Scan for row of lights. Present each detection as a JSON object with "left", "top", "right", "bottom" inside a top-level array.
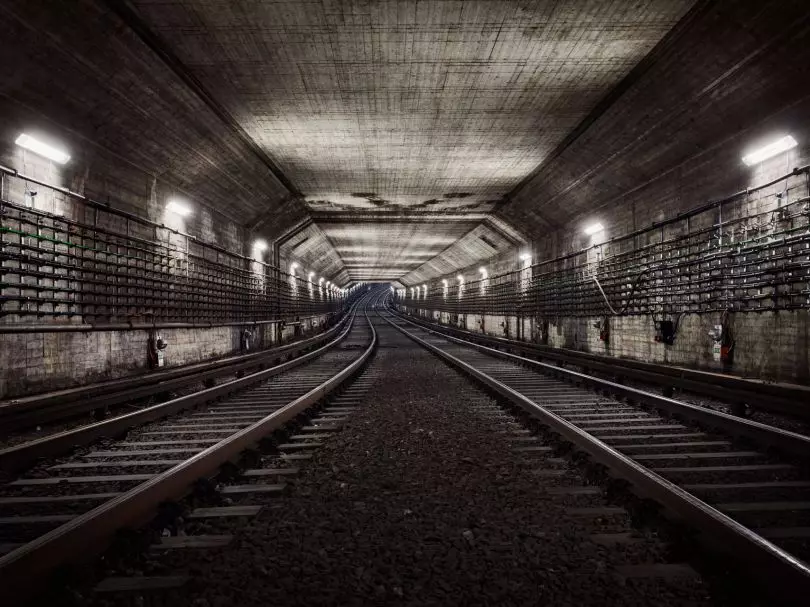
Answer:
[
  {"left": 13, "top": 130, "right": 800, "bottom": 277},
  {"left": 403, "top": 248, "right": 535, "bottom": 300},
  {"left": 286, "top": 261, "right": 345, "bottom": 294}
]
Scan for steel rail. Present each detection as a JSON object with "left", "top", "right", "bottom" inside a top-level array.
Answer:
[
  {"left": 392, "top": 309, "right": 810, "bottom": 459},
  {"left": 0, "top": 300, "right": 363, "bottom": 475},
  {"left": 0, "top": 308, "right": 356, "bottom": 432},
  {"left": 0, "top": 294, "right": 379, "bottom": 602},
  {"left": 395, "top": 310, "right": 810, "bottom": 421},
  {"left": 379, "top": 306, "right": 810, "bottom": 605}
]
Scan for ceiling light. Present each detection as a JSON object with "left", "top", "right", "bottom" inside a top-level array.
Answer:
[
  {"left": 166, "top": 199, "right": 192, "bottom": 216},
  {"left": 584, "top": 222, "right": 604, "bottom": 236},
  {"left": 742, "top": 135, "right": 797, "bottom": 166},
  {"left": 15, "top": 133, "right": 70, "bottom": 164},
  {"left": 253, "top": 239, "right": 268, "bottom": 252}
]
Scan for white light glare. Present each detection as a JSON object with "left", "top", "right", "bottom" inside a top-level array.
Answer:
[
  {"left": 742, "top": 135, "right": 798, "bottom": 166},
  {"left": 441, "top": 279, "right": 448, "bottom": 286},
  {"left": 253, "top": 239, "right": 268, "bottom": 252},
  {"left": 290, "top": 262, "right": 298, "bottom": 275},
  {"left": 307, "top": 271, "right": 315, "bottom": 282},
  {"left": 584, "top": 222, "right": 604, "bottom": 236},
  {"left": 15, "top": 133, "right": 71, "bottom": 164},
  {"left": 318, "top": 277, "right": 325, "bottom": 284},
  {"left": 479, "top": 267, "right": 488, "bottom": 278},
  {"left": 457, "top": 275, "right": 464, "bottom": 283},
  {"left": 519, "top": 252, "right": 531, "bottom": 261},
  {"left": 166, "top": 199, "right": 192, "bottom": 216}
]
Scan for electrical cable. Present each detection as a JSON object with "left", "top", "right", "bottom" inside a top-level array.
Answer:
[{"left": 592, "top": 266, "right": 653, "bottom": 316}]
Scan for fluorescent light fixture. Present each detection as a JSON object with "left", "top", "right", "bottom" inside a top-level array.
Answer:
[
  {"left": 519, "top": 252, "right": 531, "bottom": 261},
  {"left": 15, "top": 133, "right": 70, "bottom": 164},
  {"left": 742, "top": 135, "right": 797, "bottom": 166},
  {"left": 584, "top": 222, "right": 604, "bottom": 236},
  {"left": 166, "top": 199, "right": 192, "bottom": 216},
  {"left": 253, "top": 239, "right": 268, "bottom": 252}
]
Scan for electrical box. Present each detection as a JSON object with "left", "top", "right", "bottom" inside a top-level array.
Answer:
[{"left": 654, "top": 320, "right": 675, "bottom": 345}]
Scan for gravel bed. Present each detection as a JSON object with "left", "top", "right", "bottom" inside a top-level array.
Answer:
[{"left": 86, "top": 322, "right": 716, "bottom": 607}]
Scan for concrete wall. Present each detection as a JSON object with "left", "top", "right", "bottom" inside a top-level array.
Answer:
[{"left": 0, "top": 312, "right": 335, "bottom": 400}]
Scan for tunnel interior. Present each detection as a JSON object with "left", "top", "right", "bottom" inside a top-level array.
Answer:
[{"left": 1, "top": 0, "right": 809, "bottom": 390}]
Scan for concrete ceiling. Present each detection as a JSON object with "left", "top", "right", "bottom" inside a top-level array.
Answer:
[{"left": 118, "top": 0, "right": 695, "bottom": 283}]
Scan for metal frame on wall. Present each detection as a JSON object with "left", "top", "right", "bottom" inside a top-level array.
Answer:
[
  {"left": 0, "top": 166, "right": 347, "bottom": 332},
  {"left": 398, "top": 165, "right": 810, "bottom": 320}
]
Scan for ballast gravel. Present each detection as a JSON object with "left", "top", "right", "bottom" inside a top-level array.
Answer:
[{"left": 92, "top": 324, "right": 715, "bottom": 607}]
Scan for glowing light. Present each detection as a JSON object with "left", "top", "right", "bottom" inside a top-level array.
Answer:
[
  {"left": 307, "top": 271, "right": 315, "bottom": 282},
  {"left": 441, "top": 279, "right": 448, "bottom": 287},
  {"left": 583, "top": 222, "right": 604, "bottom": 236},
  {"left": 318, "top": 277, "right": 325, "bottom": 284},
  {"left": 289, "top": 262, "right": 298, "bottom": 276},
  {"left": 15, "top": 133, "right": 70, "bottom": 164},
  {"left": 479, "top": 267, "right": 488, "bottom": 278},
  {"left": 166, "top": 199, "right": 192, "bottom": 216},
  {"left": 457, "top": 275, "right": 464, "bottom": 283},
  {"left": 519, "top": 252, "right": 531, "bottom": 261},
  {"left": 253, "top": 239, "right": 268, "bottom": 252},
  {"left": 742, "top": 135, "right": 797, "bottom": 166}
]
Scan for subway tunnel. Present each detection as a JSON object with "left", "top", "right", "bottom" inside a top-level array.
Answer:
[{"left": 1, "top": 1, "right": 810, "bottom": 605}]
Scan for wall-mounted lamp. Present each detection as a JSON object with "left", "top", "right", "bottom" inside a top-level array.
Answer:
[
  {"left": 583, "top": 222, "right": 604, "bottom": 236},
  {"left": 742, "top": 135, "right": 797, "bottom": 166},
  {"left": 166, "top": 199, "right": 192, "bottom": 217},
  {"left": 15, "top": 133, "right": 71, "bottom": 164}
]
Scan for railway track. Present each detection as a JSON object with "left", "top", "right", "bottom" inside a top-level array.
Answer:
[
  {"left": 395, "top": 310, "right": 810, "bottom": 422},
  {"left": 381, "top": 302, "right": 810, "bottom": 604},
  {"left": 0, "top": 308, "right": 358, "bottom": 434},
  {"left": 0, "top": 292, "right": 379, "bottom": 603}
]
